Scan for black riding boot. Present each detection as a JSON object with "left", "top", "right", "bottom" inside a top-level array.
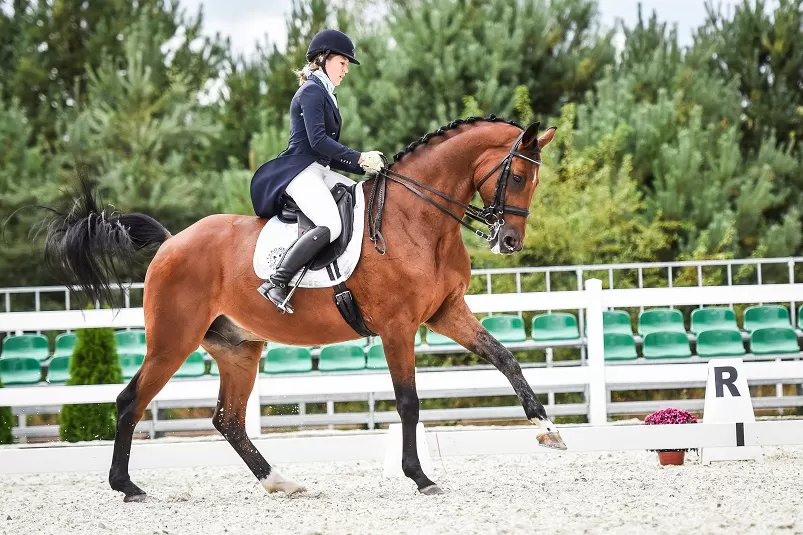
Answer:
[{"left": 258, "top": 226, "right": 331, "bottom": 314}]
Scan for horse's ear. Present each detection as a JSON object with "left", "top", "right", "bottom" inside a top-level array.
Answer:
[
  {"left": 520, "top": 121, "right": 541, "bottom": 151},
  {"left": 537, "top": 126, "right": 557, "bottom": 149}
]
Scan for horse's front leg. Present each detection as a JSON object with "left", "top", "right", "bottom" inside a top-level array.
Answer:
[
  {"left": 426, "top": 296, "right": 566, "bottom": 449},
  {"left": 380, "top": 326, "right": 442, "bottom": 494}
]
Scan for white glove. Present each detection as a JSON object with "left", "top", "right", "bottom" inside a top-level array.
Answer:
[{"left": 360, "top": 151, "right": 386, "bottom": 174}]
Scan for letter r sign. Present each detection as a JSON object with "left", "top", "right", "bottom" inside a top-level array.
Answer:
[{"left": 714, "top": 366, "right": 741, "bottom": 397}]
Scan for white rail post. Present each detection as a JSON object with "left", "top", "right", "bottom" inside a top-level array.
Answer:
[
  {"left": 246, "top": 379, "right": 261, "bottom": 438},
  {"left": 584, "top": 278, "right": 607, "bottom": 425}
]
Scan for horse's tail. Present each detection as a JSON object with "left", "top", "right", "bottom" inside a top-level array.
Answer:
[{"left": 41, "top": 177, "right": 171, "bottom": 306}]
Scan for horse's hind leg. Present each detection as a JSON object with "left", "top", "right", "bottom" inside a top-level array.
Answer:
[
  {"left": 109, "top": 308, "right": 210, "bottom": 501},
  {"left": 205, "top": 332, "right": 306, "bottom": 495},
  {"left": 109, "top": 344, "right": 202, "bottom": 501}
]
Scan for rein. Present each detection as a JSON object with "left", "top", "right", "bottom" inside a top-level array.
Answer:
[{"left": 367, "top": 132, "right": 541, "bottom": 254}]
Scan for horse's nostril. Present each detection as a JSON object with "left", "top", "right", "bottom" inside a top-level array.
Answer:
[{"left": 503, "top": 235, "right": 517, "bottom": 250}]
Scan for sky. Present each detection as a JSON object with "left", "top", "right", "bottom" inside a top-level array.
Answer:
[{"left": 178, "top": 0, "right": 747, "bottom": 58}]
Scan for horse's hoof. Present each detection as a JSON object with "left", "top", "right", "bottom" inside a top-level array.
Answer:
[
  {"left": 537, "top": 431, "right": 567, "bottom": 450},
  {"left": 419, "top": 484, "right": 444, "bottom": 495},
  {"left": 123, "top": 492, "right": 147, "bottom": 503}
]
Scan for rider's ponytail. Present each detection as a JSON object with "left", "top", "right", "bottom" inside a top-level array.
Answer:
[{"left": 295, "top": 54, "right": 325, "bottom": 86}]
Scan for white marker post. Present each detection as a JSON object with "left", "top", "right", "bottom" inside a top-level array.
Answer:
[
  {"left": 700, "top": 358, "right": 761, "bottom": 465},
  {"left": 382, "top": 422, "right": 434, "bottom": 478}
]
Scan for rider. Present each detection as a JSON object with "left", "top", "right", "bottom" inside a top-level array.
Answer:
[{"left": 250, "top": 29, "right": 385, "bottom": 314}]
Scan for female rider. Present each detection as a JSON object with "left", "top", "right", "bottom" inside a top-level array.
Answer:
[{"left": 250, "top": 29, "right": 384, "bottom": 314}]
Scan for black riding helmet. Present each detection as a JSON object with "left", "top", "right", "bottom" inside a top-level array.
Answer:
[{"left": 306, "top": 29, "right": 360, "bottom": 65}]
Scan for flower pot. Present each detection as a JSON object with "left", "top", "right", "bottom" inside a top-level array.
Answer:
[{"left": 657, "top": 450, "right": 685, "bottom": 466}]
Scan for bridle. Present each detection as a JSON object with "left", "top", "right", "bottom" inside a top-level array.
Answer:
[{"left": 367, "top": 130, "right": 541, "bottom": 254}]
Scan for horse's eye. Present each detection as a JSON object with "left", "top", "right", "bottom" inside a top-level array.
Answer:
[{"left": 512, "top": 174, "right": 524, "bottom": 183}]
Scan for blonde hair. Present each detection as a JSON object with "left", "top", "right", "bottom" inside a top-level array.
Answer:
[{"left": 295, "top": 56, "right": 324, "bottom": 86}]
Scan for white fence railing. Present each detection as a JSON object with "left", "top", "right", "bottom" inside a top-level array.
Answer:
[
  {"left": 3, "top": 256, "right": 803, "bottom": 314},
  {"left": 1, "top": 279, "right": 803, "bottom": 440}
]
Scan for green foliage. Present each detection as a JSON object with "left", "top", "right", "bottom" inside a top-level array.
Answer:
[
  {"left": 1, "top": 0, "right": 802, "bottom": 290},
  {"left": 0, "top": 374, "right": 12, "bottom": 445},
  {"left": 59, "top": 328, "right": 122, "bottom": 442}
]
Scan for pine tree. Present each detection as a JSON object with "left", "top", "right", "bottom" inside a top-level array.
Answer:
[
  {"left": 3, "top": 0, "right": 225, "bottom": 146},
  {"left": 0, "top": 94, "right": 63, "bottom": 288},
  {"left": 63, "top": 15, "right": 220, "bottom": 234},
  {"left": 59, "top": 328, "right": 122, "bottom": 442}
]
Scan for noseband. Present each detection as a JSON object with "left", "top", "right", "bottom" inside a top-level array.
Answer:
[{"left": 367, "top": 131, "right": 541, "bottom": 254}]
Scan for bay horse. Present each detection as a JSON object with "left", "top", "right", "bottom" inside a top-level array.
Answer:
[{"left": 40, "top": 116, "right": 564, "bottom": 501}]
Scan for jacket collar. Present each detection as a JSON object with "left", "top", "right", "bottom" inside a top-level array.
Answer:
[{"left": 309, "top": 75, "right": 341, "bottom": 126}]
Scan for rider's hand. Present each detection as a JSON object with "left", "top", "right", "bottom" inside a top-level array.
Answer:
[{"left": 360, "top": 151, "right": 386, "bottom": 175}]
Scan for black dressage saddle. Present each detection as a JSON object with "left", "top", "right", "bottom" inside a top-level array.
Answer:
[
  {"left": 278, "top": 183, "right": 357, "bottom": 271},
  {"left": 276, "top": 183, "right": 373, "bottom": 337}
]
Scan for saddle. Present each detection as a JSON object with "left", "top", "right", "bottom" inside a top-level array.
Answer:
[
  {"left": 276, "top": 183, "right": 374, "bottom": 337},
  {"left": 278, "top": 183, "right": 356, "bottom": 271}
]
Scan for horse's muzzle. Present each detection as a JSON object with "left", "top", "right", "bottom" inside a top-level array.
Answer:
[{"left": 493, "top": 226, "right": 522, "bottom": 254}]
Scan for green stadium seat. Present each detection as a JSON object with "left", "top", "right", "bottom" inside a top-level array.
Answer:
[
  {"left": 638, "top": 308, "right": 685, "bottom": 336},
  {"left": 642, "top": 332, "right": 692, "bottom": 359},
  {"left": 47, "top": 356, "right": 71, "bottom": 383},
  {"left": 0, "top": 357, "right": 42, "bottom": 385},
  {"left": 1, "top": 334, "right": 50, "bottom": 361},
  {"left": 318, "top": 344, "right": 365, "bottom": 372},
  {"left": 749, "top": 327, "right": 800, "bottom": 356},
  {"left": 481, "top": 315, "right": 527, "bottom": 343},
  {"left": 366, "top": 344, "right": 388, "bottom": 370},
  {"left": 690, "top": 307, "right": 738, "bottom": 334},
  {"left": 696, "top": 329, "right": 746, "bottom": 357},
  {"left": 119, "top": 352, "right": 145, "bottom": 381},
  {"left": 264, "top": 344, "right": 313, "bottom": 374},
  {"left": 604, "top": 333, "right": 638, "bottom": 361},
  {"left": 531, "top": 313, "right": 580, "bottom": 341},
  {"left": 798, "top": 305, "right": 803, "bottom": 330},
  {"left": 743, "top": 305, "right": 791, "bottom": 332},
  {"left": 414, "top": 329, "right": 422, "bottom": 346},
  {"left": 602, "top": 310, "right": 633, "bottom": 334},
  {"left": 173, "top": 351, "right": 206, "bottom": 378},
  {"left": 53, "top": 333, "right": 78, "bottom": 358},
  {"left": 209, "top": 359, "right": 219, "bottom": 376},
  {"left": 424, "top": 328, "right": 459, "bottom": 346},
  {"left": 115, "top": 330, "right": 147, "bottom": 352}
]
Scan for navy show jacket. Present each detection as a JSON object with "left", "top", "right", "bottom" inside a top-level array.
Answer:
[{"left": 250, "top": 75, "right": 364, "bottom": 219}]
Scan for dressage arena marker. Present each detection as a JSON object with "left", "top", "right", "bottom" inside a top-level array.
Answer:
[
  {"left": 701, "top": 358, "right": 761, "bottom": 465},
  {"left": 1, "top": 420, "right": 803, "bottom": 475}
]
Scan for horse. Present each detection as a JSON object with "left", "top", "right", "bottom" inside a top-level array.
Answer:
[{"left": 39, "top": 115, "right": 564, "bottom": 501}]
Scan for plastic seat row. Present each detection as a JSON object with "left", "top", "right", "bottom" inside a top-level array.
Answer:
[
  {"left": 604, "top": 305, "right": 801, "bottom": 336},
  {"left": 604, "top": 326, "right": 801, "bottom": 361},
  {"left": 0, "top": 314, "right": 583, "bottom": 365},
  {"left": 0, "top": 330, "right": 147, "bottom": 361}
]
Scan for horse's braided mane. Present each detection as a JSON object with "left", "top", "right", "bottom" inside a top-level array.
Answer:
[{"left": 390, "top": 115, "right": 522, "bottom": 166}]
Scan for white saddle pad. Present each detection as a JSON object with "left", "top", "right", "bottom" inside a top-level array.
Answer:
[{"left": 253, "top": 184, "right": 365, "bottom": 288}]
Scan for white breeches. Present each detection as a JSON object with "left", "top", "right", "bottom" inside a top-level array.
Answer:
[{"left": 284, "top": 162, "right": 356, "bottom": 243}]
